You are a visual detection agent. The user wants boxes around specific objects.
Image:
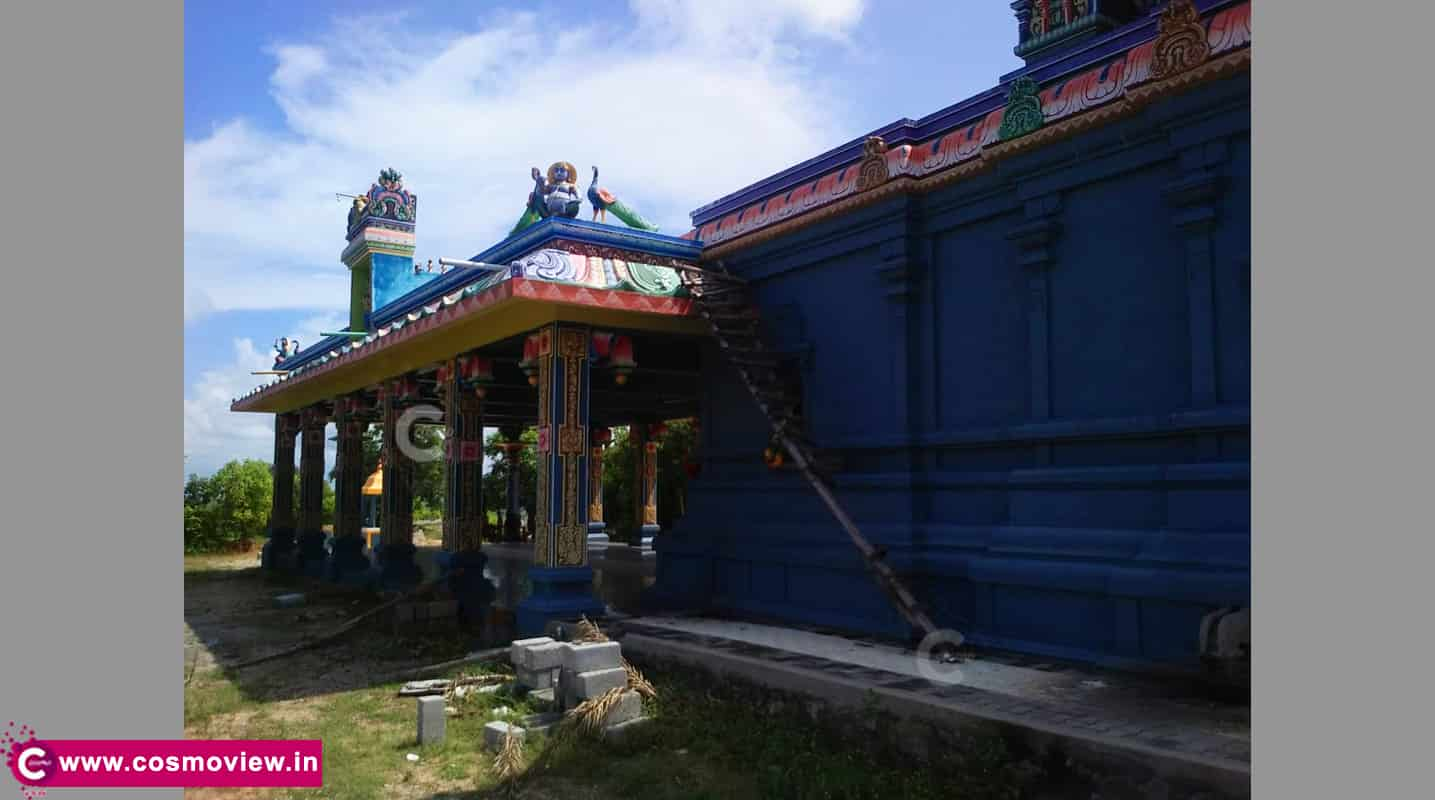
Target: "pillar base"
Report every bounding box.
[261,526,297,572]
[514,567,605,637]
[587,522,610,555]
[447,550,497,625]
[378,542,422,591]
[327,533,376,588]
[295,529,329,578]
[636,524,659,551]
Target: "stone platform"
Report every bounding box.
[612,615,1250,799]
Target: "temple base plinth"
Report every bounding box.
[379,542,422,591]
[295,529,329,578]
[515,567,605,637]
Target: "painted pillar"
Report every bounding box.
[587,427,611,554]
[499,424,525,542]
[1007,193,1063,467]
[379,380,420,589]
[515,323,604,635]
[262,412,299,571]
[632,423,660,549]
[295,406,330,576]
[443,359,496,620]
[1165,140,1227,463]
[328,395,371,583]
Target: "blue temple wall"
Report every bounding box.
[372,252,439,314]
[651,70,1250,673]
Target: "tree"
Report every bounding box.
[482,427,537,540]
[183,459,273,553]
[599,419,699,544]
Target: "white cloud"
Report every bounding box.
[184,338,276,477]
[183,1,865,475]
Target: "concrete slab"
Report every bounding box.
[617,617,1250,799]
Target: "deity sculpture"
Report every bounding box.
[273,337,300,366]
[510,161,582,236]
[533,161,582,219]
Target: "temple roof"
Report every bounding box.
[687,0,1250,252]
[232,217,707,413]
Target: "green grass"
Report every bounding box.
[184,554,1047,799]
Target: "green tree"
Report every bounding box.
[482,427,537,540]
[183,459,273,553]
[600,419,699,543]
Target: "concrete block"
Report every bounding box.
[483,721,526,751]
[601,690,643,728]
[417,696,445,745]
[510,636,555,665]
[516,666,557,690]
[516,641,566,671]
[561,666,627,707]
[601,716,653,743]
[561,641,622,674]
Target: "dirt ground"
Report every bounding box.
[182,552,1051,800]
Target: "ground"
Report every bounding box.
[184,552,1049,800]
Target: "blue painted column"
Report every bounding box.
[1007,193,1063,467]
[632,423,660,549]
[443,358,496,621]
[516,324,605,635]
[295,406,330,577]
[587,427,611,553]
[378,380,421,589]
[261,412,299,571]
[328,395,373,585]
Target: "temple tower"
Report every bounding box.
[341,168,435,331]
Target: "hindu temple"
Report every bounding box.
[233,0,1251,680]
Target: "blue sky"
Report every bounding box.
[183,0,1022,478]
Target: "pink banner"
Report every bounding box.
[7,740,323,788]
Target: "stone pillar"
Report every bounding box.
[295,405,330,577]
[443,360,495,620]
[328,395,372,584]
[379,380,420,589]
[516,324,604,635]
[262,412,299,571]
[587,427,610,554]
[632,423,660,549]
[499,424,525,542]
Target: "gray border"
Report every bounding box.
[0,0,1427,796]
[1254,0,1430,796]
[0,1,182,797]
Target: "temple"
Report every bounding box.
[233,0,1251,678]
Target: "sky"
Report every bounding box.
[183,0,1023,479]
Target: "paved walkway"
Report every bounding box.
[614,615,1249,798]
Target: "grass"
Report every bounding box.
[184,554,1048,799]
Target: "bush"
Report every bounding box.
[183,459,273,553]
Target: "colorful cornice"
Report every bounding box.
[690,0,1250,252]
